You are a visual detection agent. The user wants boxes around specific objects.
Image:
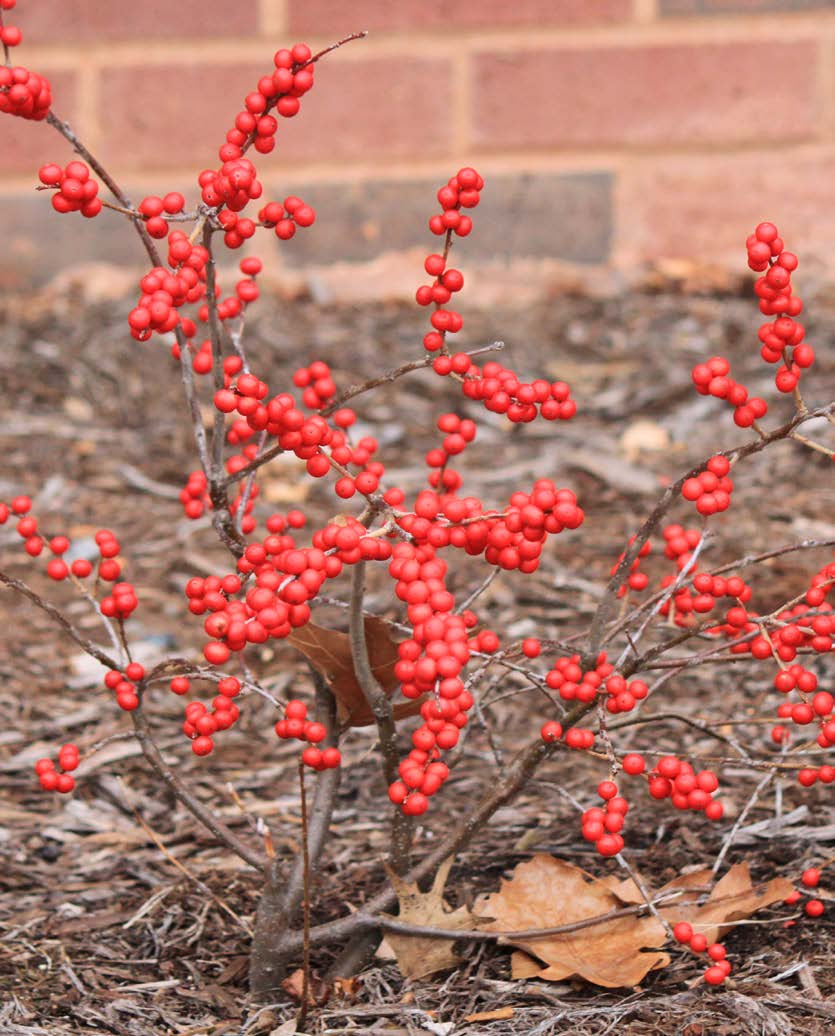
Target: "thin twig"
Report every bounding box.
[0,569,118,669]
[134,812,253,935]
[320,341,505,416]
[277,675,340,922]
[349,561,412,875]
[712,769,775,875]
[130,704,263,870]
[295,758,311,1031]
[586,402,835,666]
[45,111,162,266]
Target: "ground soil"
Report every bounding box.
[0,278,833,1035]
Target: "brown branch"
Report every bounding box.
[278,676,341,919]
[320,341,505,416]
[0,569,118,670]
[349,562,413,875]
[585,403,835,666]
[202,220,228,484]
[260,701,598,965]
[295,758,312,1032]
[46,111,162,267]
[130,703,264,870]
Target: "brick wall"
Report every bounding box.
[2,0,835,291]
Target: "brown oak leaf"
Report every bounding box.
[383,857,485,980]
[475,854,792,988]
[287,616,424,727]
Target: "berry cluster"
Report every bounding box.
[292,360,337,410]
[783,867,827,920]
[672,923,731,986]
[612,535,652,596]
[38,161,102,218]
[0,497,126,583]
[659,571,751,628]
[415,171,578,425]
[220,44,315,162]
[394,479,584,575]
[602,673,649,715]
[428,167,482,239]
[423,413,477,491]
[645,755,723,820]
[662,524,703,568]
[693,224,815,422]
[100,580,139,619]
[34,744,79,794]
[459,362,576,424]
[181,676,242,756]
[128,244,208,341]
[691,356,767,428]
[417,167,482,351]
[539,717,595,750]
[103,662,146,712]
[137,191,186,239]
[545,653,614,704]
[581,781,628,857]
[681,455,733,516]
[0,64,51,120]
[386,540,490,815]
[184,514,394,664]
[199,156,263,212]
[747,223,816,395]
[258,195,316,241]
[274,699,341,770]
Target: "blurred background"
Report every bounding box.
[3,0,835,298]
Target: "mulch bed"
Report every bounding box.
[0,276,833,1034]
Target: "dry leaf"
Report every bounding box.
[620,418,671,461]
[332,975,363,1001]
[476,854,793,989]
[287,616,425,727]
[476,855,669,988]
[463,1007,515,1023]
[384,858,483,980]
[662,861,793,945]
[280,967,330,1007]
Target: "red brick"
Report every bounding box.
[100,55,454,170]
[263,170,612,265]
[0,70,79,175]
[472,41,819,149]
[288,0,630,34]
[661,0,832,14]
[262,56,454,162]
[98,63,255,171]
[0,192,142,289]
[17,0,258,44]
[619,149,835,267]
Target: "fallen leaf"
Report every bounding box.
[663,861,793,945]
[384,857,484,980]
[287,616,425,727]
[332,975,363,1001]
[620,418,671,462]
[280,967,330,1007]
[475,854,793,988]
[476,855,669,988]
[463,1007,515,1023]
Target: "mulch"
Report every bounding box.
[0,274,833,1034]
